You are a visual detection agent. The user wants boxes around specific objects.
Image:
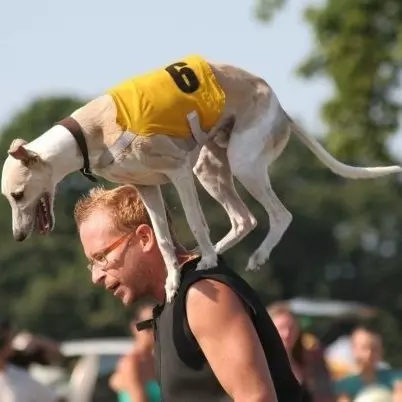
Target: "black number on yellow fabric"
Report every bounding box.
[165,62,200,93]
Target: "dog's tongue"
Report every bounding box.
[36,204,47,235]
[36,210,45,234]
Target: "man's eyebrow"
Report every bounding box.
[89,241,111,260]
[91,250,105,260]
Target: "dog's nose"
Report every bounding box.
[14,232,27,241]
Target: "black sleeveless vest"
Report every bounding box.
[149,257,303,402]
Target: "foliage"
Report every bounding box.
[253,0,402,363]
[253,0,286,22]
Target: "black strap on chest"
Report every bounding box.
[136,302,165,332]
[57,117,98,182]
[136,318,154,331]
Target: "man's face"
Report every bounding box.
[79,209,152,306]
[272,312,300,351]
[352,329,383,369]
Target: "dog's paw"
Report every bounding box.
[165,287,177,303]
[165,269,181,303]
[196,254,218,271]
[246,249,269,272]
[246,256,260,272]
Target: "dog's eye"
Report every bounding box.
[11,192,24,201]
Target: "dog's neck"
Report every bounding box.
[28,95,120,183]
[28,125,84,182]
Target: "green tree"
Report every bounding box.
[253,0,402,364]
[254,0,402,163]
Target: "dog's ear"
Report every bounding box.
[8,139,39,164]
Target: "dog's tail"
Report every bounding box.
[289,118,402,179]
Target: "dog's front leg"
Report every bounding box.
[166,165,218,271]
[135,184,180,303]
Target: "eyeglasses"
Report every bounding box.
[87,232,133,272]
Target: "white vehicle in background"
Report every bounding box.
[29,338,132,402]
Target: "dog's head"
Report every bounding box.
[1,138,55,241]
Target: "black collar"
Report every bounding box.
[57,117,98,182]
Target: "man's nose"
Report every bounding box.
[91,267,106,285]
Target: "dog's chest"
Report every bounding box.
[94,154,170,185]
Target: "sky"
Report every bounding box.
[1,0,401,160]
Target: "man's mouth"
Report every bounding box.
[106,284,120,295]
[35,193,53,235]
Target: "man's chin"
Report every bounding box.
[113,287,132,305]
[121,291,134,306]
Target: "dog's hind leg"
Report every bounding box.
[193,141,257,254]
[135,184,181,302]
[236,162,292,271]
[227,93,292,271]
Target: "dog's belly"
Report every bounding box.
[95,160,170,186]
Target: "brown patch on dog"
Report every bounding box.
[220,115,236,134]
[213,115,236,148]
[72,95,124,150]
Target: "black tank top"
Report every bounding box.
[148,256,303,402]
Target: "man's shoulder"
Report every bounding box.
[334,373,362,395]
[377,367,402,383]
[6,364,44,388]
[6,364,32,379]
[181,256,245,286]
[186,277,238,304]
[335,373,360,385]
[184,258,265,333]
[6,364,56,396]
[180,256,261,313]
[185,277,254,340]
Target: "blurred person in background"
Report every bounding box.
[9,330,63,370]
[324,319,391,382]
[109,302,161,402]
[268,302,336,402]
[0,316,57,402]
[334,325,402,401]
[322,319,360,381]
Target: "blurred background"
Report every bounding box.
[1,0,402,401]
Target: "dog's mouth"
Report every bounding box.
[35,193,53,235]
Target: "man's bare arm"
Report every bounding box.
[109,354,148,402]
[186,279,278,402]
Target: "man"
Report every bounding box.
[9,331,63,370]
[0,317,57,402]
[268,302,336,402]
[334,325,402,401]
[74,184,303,402]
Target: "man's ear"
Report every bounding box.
[136,224,155,252]
[8,139,39,164]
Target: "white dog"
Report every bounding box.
[2,54,401,302]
